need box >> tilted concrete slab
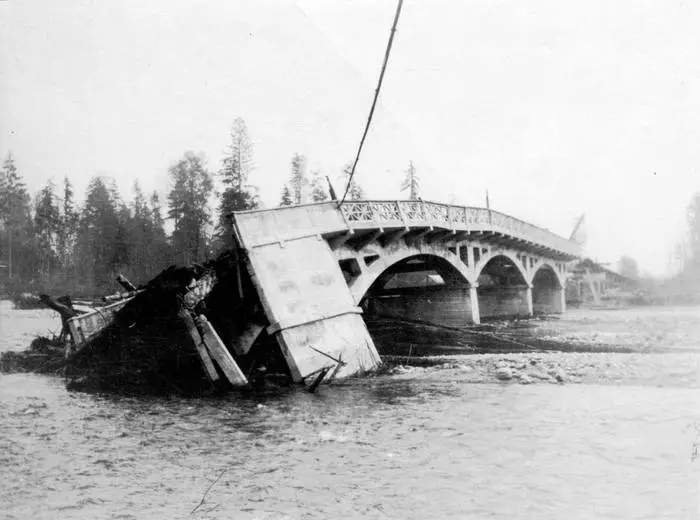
[235,230,380,383]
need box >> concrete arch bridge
[232,200,581,383]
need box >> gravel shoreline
[384,351,700,388]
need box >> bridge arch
[349,245,479,328]
[474,250,529,284]
[474,252,532,320]
[530,261,565,288]
[531,263,566,314]
[348,244,474,304]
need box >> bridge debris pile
[0,251,294,395]
[63,254,294,395]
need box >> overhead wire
[339,0,405,205]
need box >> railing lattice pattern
[339,200,577,255]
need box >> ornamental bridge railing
[339,200,580,257]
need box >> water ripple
[2,305,700,519]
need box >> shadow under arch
[474,250,529,284]
[348,244,474,304]
[476,254,531,320]
[532,264,565,314]
[532,260,565,288]
[358,252,477,329]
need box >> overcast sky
[2,0,699,276]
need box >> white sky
[2,0,700,276]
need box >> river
[1,301,699,519]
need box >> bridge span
[232,200,581,383]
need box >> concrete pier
[366,287,475,328]
[477,285,532,320]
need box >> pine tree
[342,162,365,201]
[279,185,293,207]
[119,183,173,282]
[310,170,329,202]
[167,152,214,265]
[113,202,132,273]
[288,153,307,204]
[401,161,420,200]
[57,176,78,272]
[34,180,61,282]
[149,191,173,272]
[126,181,150,280]
[221,118,253,190]
[75,176,122,293]
[0,153,33,282]
[150,191,165,231]
[217,118,260,249]
[348,181,365,201]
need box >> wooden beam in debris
[177,307,219,382]
[183,272,217,309]
[103,290,143,303]
[39,294,82,345]
[307,366,332,393]
[38,294,80,320]
[196,316,249,388]
[116,274,137,292]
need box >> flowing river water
[1,300,699,519]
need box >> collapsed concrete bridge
[232,200,581,384]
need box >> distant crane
[569,213,585,243]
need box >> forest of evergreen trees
[0,117,369,297]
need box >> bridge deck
[233,200,580,260]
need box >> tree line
[0,155,175,296]
[0,114,425,297]
[0,117,256,295]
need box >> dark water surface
[1,302,699,519]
